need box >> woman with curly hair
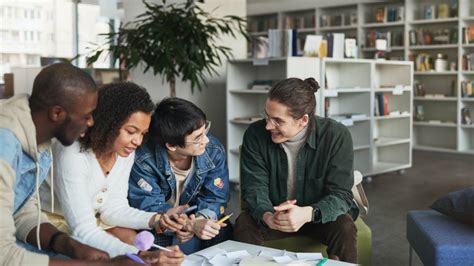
[40,82,184,265]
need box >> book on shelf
[424,94,447,98]
[462,26,474,44]
[414,104,424,121]
[374,92,389,116]
[462,53,474,71]
[252,36,269,58]
[344,38,357,58]
[303,35,323,57]
[267,29,299,58]
[409,28,457,46]
[461,108,472,125]
[461,80,474,97]
[249,80,276,91]
[327,33,345,59]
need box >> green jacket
[240,116,359,224]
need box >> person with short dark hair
[40,82,184,265]
[234,77,359,263]
[128,97,231,254]
[0,63,113,265]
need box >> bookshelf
[226,57,320,183]
[227,57,413,183]
[320,58,413,176]
[247,0,474,155]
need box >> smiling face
[112,111,151,157]
[55,90,97,146]
[167,121,210,157]
[264,99,309,144]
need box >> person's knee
[335,215,357,241]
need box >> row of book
[409,28,458,46]
[461,80,474,98]
[365,30,403,48]
[251,31,358,59]
[462,54,474,71]
[283,14,315,29]
[462,26,474,45]
[418,3,457,20]
[319,12,357,27]
[252,29,300,58]
[248,17,278,33]
[371,5,404,23]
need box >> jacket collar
[154,144,215,177]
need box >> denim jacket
[128,134,229,220]
[0,129,52,214]
[0,94,51,265]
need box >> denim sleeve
[195,144,230,220]
[128,159,172,214]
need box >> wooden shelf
[361,21,404,28]
[409,44,458,50]
[414,96,457,101]
[374,137,411,147]
[409,17,458,25]
[413,121,457,128]
[319,25,357,31]
[414,71,457,75]
[229,89,268,94]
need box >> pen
[126,253,146,264]
[316,258,328,266]
[151,243,173,252]
[216,213,233,224]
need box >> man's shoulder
[134,141,157,163]
[0,128,22,160]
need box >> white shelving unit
[320,58,413,176]
[227,57,413,183]
[226,57,320,183]
[247,0,474,155]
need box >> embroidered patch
[220,206,225,214]
[213,177,224,189]
[137,178,153,192]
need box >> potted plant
[87,0,248,96]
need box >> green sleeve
[240,125,274,223]
[313,127,355,223]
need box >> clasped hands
[262,199,313,233]
[155,205,225,242]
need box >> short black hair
[30,63,97,112]
[150,97,206,147]
[80,82,154,154]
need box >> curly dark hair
[79,81,154,154]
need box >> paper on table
[208,254,235,266]
[182,257,205,266]
[272,255,293,264]
[226,250,251,262]
[259,250,284,257]
[296,252,323,260]
[195,247,226,259]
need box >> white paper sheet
[296,252,323,260]
[195,247,226,259]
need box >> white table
[184,240,358,266]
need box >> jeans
[233,212,358,263]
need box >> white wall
[124,0,247,145]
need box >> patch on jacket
[220,206,225,214]
[137,178,153,192]
[213,177,224,189]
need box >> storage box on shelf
[226,57,320,183]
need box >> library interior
[1,0,473,266]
